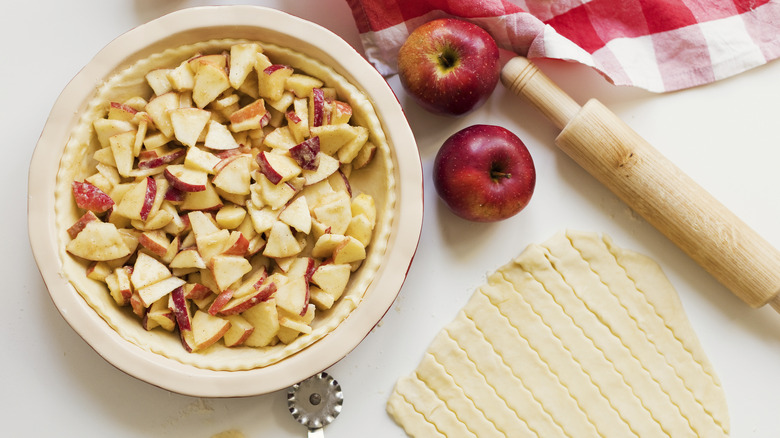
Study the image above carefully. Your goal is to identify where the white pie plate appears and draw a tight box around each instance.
[27,5,423,397]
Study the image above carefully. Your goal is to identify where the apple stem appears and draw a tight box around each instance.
[491,170,511,181]
[437,48,459,71]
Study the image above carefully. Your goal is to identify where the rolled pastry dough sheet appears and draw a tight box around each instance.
[387,230,729,437]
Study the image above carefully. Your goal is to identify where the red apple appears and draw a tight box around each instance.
[433,124,535,222]
[397,18,500,116]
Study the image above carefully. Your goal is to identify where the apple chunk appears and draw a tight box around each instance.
[193,63,230,108]
[181,180,223,212]
[222,314,255,347]
[242,298,280,347]
[218,281,277,316]
[164,164,208,192]
[229,43,261,89]
[275,276,309,316]
[130,248,171,289]
[170,107,211,147]
[256,151,301,185]
[212,154,252,195]
[209,254,252,292]
[66,220,132,261]
[302,152,339,186]
[258,64,294,101]
[203,119,239,150]
[138,275,185,308]
[108,130,137,178]
[311,263,351,301]
[114,176,157,221]
[278,195,311,234]
[67,211,99,238]
[169,285,193,331]
[145,92,179,137]
[229,99,269,132]
[289,137,320,171]
[263,221,302,258]
[72,181,114,213]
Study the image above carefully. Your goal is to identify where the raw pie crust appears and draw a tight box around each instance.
[388,230,729,437]
[53,39,395,371]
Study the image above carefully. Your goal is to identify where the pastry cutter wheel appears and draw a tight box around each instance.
[501,56,780,312]
[288,372,343,437]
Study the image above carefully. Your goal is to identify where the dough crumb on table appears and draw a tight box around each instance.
[387,230,729,437]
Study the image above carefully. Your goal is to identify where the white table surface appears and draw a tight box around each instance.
[7,0,780,436]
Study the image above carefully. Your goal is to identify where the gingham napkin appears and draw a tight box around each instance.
[346,0,780,92]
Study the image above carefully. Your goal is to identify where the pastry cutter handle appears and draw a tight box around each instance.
[501,56,780,311]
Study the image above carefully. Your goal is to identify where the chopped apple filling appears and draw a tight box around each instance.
[66,42,378,353]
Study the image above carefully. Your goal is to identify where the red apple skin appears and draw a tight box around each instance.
[289,137,320,170]
[310,88,325,127]
[398,18,500,116]
[170,286,192,331]
[137,148,185,169]
[72,181,115,213]
[140,177,157,221]
[433,124,535,222]
[67,211,100,238]
[164,167,206,192]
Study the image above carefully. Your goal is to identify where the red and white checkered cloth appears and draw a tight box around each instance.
[346,0,780,92]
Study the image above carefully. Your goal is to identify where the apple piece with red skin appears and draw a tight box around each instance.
[232,266,268,298]
[170,285,193,331]
[256,151,301,185]
[67,211,100,238]
[139,177,157,221]
[138,150,159,161]
[165,186,185,203]
[137,147,186,170]
[433,124,535,222]
[258,64,294,102]
[218,282,277,316]
[108,101,138,122]
[222,315,255,347]
[183,283,212,300]
[221,231,250,256]
[309,87,325,128]
[164,164,207,192]
[130,292,146,318]
[289,137,320,170]
[208,288,235,315]
[72,181,116,213]
[229,99,270,132]
[138,230,171,257]
[397,18,500,116]
[191,310,232,350]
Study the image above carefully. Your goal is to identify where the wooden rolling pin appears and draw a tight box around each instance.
[501,56,780,312]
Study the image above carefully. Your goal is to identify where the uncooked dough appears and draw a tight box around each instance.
[387,230,728,437]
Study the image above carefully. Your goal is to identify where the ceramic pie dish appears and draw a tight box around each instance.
[28,5,422,397]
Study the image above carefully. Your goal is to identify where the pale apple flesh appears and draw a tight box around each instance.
[433,124,535,222]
